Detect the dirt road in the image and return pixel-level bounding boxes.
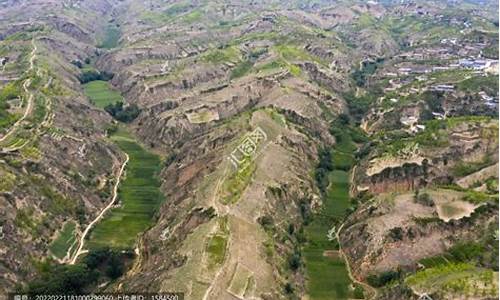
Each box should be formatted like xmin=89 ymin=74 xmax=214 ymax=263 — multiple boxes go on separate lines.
xmin=70 ymin=154 xmax=129 ymax=264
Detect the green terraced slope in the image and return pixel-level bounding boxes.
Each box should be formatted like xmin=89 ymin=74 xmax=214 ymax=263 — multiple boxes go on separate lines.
xmin=87 ymin=129 xmax=164 ymax=250
xmin=49 ymin=221 xmax=77 ymax=260
xmin=83 ymin=80 xmax=123 ymax=109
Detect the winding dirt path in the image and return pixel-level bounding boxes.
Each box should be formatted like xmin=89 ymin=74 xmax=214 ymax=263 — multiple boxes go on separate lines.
xmin=0 ymin=39 xmax=37 ymax=143
xmin=70 ymin=153 xmax=129 ymax=264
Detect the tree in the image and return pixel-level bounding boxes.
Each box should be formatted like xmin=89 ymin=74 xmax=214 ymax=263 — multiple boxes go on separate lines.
xmin=25 ymin=265 xmax=98 ymax=294
xmin=78 ymin=70 xmax=114 ymax=84
xmin=83 ymin=248 xmax=109 ymax=269
xmin=288 ymin=251 xmax=301 ymax=271
xmin=366 ymin=270 xmax=401 ymax=287
xmin=338 ymin=113 xmax=350 ymax=125
xmin=389 ymin=227 xmax=404 ymax=241
xmin=104 ymin=102 xmax=141 ymax=123
xmin=71 ymin=60 xmax=83 ymax=68
xmin=415 ymin=192 xmax=434 ymax=206
xmin=105 ymin=254 xmax=124 ymax=279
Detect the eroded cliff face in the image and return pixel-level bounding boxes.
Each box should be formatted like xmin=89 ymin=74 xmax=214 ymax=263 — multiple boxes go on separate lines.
xmin=354 ymin=120 xmax=499 ymax=195
xmin=131 ymin=71 xmax=340 ymax=153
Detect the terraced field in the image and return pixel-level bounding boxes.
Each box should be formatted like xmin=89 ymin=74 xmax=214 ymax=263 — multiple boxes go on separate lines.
xmin=49 ymin=221 xmax=77 ymax=260
xmin=406 ymin=262 xmax=498 ymax=298
xmin=304 ymin=125 xmax=359 ymax=299
xmin=86 ymin=129 xmax=164 ymax=250
xmin=303 ymin=170 xmax=355 ymax=300
xmin=83 ymin=80 xmax=123 ymax=108
xmin=303 ymin=249 xmax=354 ymax=299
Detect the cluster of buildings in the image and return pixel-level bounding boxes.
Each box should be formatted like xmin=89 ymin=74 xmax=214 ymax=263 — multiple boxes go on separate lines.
xmin=458 ymin=58 xmax=498 ymax=71
xmin=479 ymin=91 xmax=498 ymax=108
xmin=391 ymin=58 xmax=497 ymax=77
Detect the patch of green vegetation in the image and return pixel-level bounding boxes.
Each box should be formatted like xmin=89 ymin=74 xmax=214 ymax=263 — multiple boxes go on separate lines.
xmin=267 ymin=109 xmax=286 ymax=127
xmin=325 ymin=170 xmax=352 ymax=218
xmin=206 ymin=217 xmax=229 ymax=268
xmin=23 ymin=248 xmax=132 ymax=294
xmin=201 ymin=46 xmax=240 ymax=64
xmin=254 ymin=45 xmax=313 ymax=77
xmin=0 ymin=170 xmax=15 ymax=191
xmin=140 ymin=11 xmax=171 ymax=25
xmin=228 ymin=31 xmax=280 ymax=49
xmin=463 ymin=190 xmax=494 ymax=204
xmin=206 ymin=235 xmax=227 ymax=266
xmin=15 ymin=208 xmax=38 ymax=235
xmin=87 ymin=129 xmax=164 ymax=250
xmin=49 ymin=222 xmax=77 ymax=260
xmin=405 ymin=263 xmax=498 ymax=298
xmin=221 ymin=157 xmax=255 ymax=204
xmin=419 ymin=241 xmax=492 ymax=269
xmin=139 ymin=3 xmax=193 ymax=24
xmin=367 ymin=270 xmax=402 ymax=287
xmin=275 ymin=44 xmax=316 ymax=63
xmin=352 ymin=58 xmax=384 ymax=87
xmin=485 ymin=177 xmax=498 ymax=193
xmin=380 ymin=14 xmax=461 ymax=45
xmin=406 ymin=262 xmax=472 ymax=285
xmin=289 ymin=64 xmax=301 ymax=76
xmin=457 ymin=75 xmax=499 ymax=96
xmin=78 ymin=70 xmax=114 ymax=84
xmin=230 ymin=60 xmax=254 ymax=79
xmin=22 ymin=263 xmax=98 ymax=294
xmin=357 ymin=13 xmax=377 ymax=28
xmin=83 ymin=80 xmax=123 ymax=109
xmin=98 ymin=24 xmax=120 ymax=49
xmin=104 ymin=102 xmax=141 ymax=123
xmin=376 ymin=116 xmax=494 ymax=157
xmin=181 ymin=9 xmax=202 ymax=23
xmin=5 ymin=32 xmax=33 ymax=41
xmin=28 ymin=94 xmax=47 ymax=124
xmin=0 ymin=80 xmax=23 ymax=131
xmin=431 ymin=69 xmax=475 ymax=83
xmin=452 ymin=157 xmax=493 ymax=177
xmin=343 ymin=92 xmax=376 ymax=125
xmin=41 ymin=184 xmax=76 ymax=215
xmin=255 ymin=59 xmax=288 ymax=73
xmin=483 ymin=43 xmax=499 ymax=59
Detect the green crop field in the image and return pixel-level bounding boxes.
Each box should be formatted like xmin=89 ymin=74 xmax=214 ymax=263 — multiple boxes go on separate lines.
xmin=83 ymin=80 xmax=123 ymax=109
xmin=87 ymin=129 xmax=164 ymax=250
xmin=303 ymin=169 xmax=355 ymax=300
xmin=304 ymin=124 xmax=358 ymax=299
xmin=49 ymin=221 xmax=77 ymax=260
xmin=325 ymin=170 xmax=352 ymax=218
xmin=303 ymin=248 xmax=353 ymax=300
xmin=206 ymin=217 xmax=229 ymax=268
